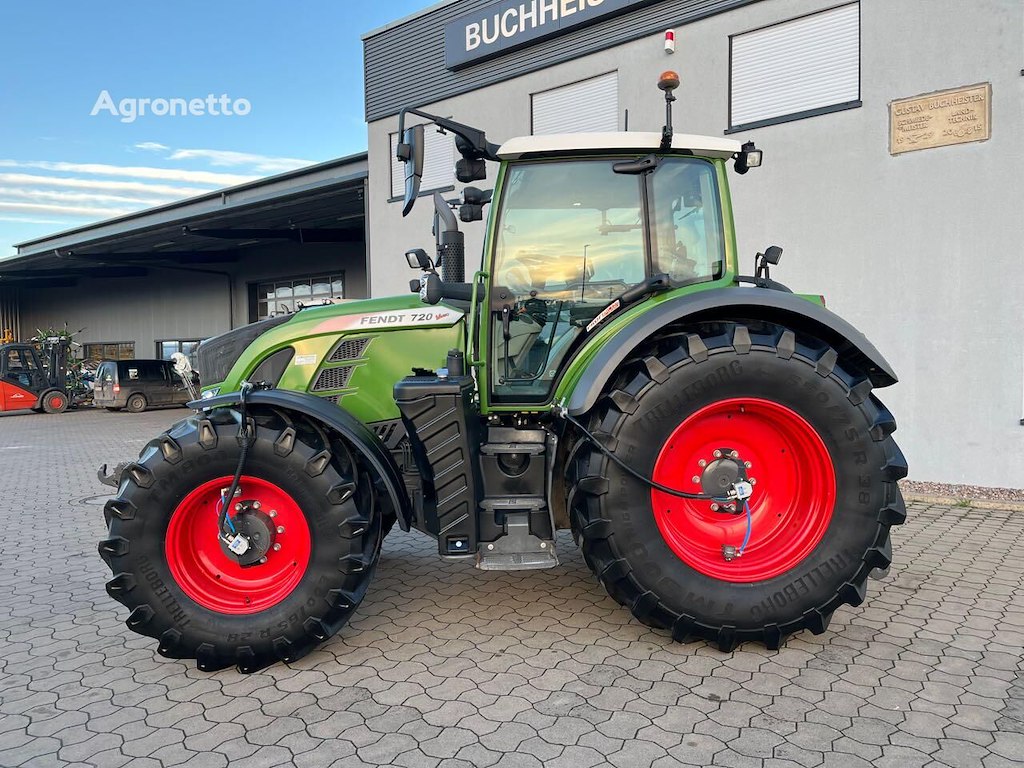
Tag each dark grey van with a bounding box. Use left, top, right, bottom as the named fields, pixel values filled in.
left=94, top=359, right=190, bottom=412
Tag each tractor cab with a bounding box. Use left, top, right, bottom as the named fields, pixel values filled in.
left=0, top=341, right=69, bottom=413
left=395, top=70, right=761, bottom=410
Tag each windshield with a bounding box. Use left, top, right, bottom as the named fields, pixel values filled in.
left=490, top=157, right=725, bottom=403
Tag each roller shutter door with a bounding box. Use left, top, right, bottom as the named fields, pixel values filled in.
left=731, top=3, right=860, bottom=130
left=531, top=72, right=618, bottom=135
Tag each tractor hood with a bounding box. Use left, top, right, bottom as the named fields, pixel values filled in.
left=197, top=294, right=466, bottom=423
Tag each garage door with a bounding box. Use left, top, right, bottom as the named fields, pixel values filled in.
left=531, top=72, right=619, bottom=135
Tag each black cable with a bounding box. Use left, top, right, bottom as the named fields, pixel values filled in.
left=218, top=382, right=254, bottom=537
left=555, top=407, right=729, bottom=501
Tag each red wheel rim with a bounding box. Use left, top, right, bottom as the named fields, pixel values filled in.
left=651, top=398, right=836, bottom=583
left=165, top=475, right=311, bottom=614
left=49, top=396, right=64, bottom=410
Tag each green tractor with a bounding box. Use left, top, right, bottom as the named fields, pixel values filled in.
left=98, top=73, right=906, bottom=672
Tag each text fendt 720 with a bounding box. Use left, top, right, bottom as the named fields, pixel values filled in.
left=98, top=72, right=907, bottom=672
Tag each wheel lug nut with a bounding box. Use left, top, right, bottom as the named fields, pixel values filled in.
left=258, top=557, right=267, bottom=564
left=276, top=526, right=285, bottom=534
left=273, top=543, right=282, bottom=551
left=744, top=461, right=752, bottom=469
left=730, top=450, right=739, bottom=459
left=750, top=478, right=757, bottom=485
left=234, top=503, right=243, bottom=512
left=713, top=450, right=722, bottom=458
left=692, top=476, right=700, bottom=484
left=253, top=501, right=261, bottom=510
left=269, top=510, right=277, bottom=518
left=710, top=503, right=720, bottom=511
left=698, top=459, right=707, bottom=467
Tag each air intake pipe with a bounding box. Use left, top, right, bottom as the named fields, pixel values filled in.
left=433, top=192, right=465, bottom=283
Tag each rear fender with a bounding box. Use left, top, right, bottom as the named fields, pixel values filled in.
left=194, top=389, right=412, bottom=531
left=566, top=286, right=897, bottom=416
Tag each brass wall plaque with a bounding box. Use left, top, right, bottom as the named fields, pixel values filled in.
left=889, top=83, right=991, bottom=155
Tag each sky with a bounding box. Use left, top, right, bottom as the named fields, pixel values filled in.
left=0, top=0, right=435, bottom=259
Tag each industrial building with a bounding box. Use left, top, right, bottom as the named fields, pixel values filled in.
left=1, top=0, right=1021, bottom=487
left=361, top=0, right=1023, bottom=488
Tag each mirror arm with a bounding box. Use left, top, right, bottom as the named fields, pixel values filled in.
left=398, top=107, right=500, bottom=161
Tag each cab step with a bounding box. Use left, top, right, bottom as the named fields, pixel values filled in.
left=476, top=511, right=557, bottom=571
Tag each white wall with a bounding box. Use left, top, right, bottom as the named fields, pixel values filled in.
left=365, top=0, right=1024, bottom=487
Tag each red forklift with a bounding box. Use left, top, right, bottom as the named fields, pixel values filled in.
left=0, top=339, right=70, bottom=414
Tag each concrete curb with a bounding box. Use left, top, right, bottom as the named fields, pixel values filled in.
left=902, top=492, right=1024, bottom=512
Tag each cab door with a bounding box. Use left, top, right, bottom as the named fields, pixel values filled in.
left=0, top=346, right=44, bottom=410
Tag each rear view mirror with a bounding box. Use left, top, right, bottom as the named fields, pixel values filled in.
left=397, top=124, right=424, bottom=216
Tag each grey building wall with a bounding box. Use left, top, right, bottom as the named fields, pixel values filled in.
left=363, top=0, right=760, bottom=121
left=363, top=0, right=1024, bottom=487
left=19, top=242, right=368, bottom=359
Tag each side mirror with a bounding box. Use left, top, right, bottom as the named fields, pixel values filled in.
left=763, top=245, right=783, bottom=265
left=405, top=248, right=434, bottom=271
left=397, top=124, right=424, bottom=216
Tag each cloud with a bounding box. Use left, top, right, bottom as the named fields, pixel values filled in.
left=0, top=160, right=258, bottom=187
left=0, top=142, right=320, bottom=238
left=0, top=173, right=212, bottom=199
left=168, top=148, right=315, bottom=174
left=0, top=201, right=136, bottom=219
left=0, top=187, right=175, bottom=207
left=0, top=216, right=67, bottom=226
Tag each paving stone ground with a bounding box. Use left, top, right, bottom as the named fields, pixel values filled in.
left=1, top=407, right=1023, bottom=768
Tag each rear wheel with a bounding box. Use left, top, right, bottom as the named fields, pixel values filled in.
left=99, top=407, right=382, bottom=672
left=41, top=391, right=68, bottom=414
left=568, top=321, right=907, bottom=650
left=126, top=393, right=147, bottom=413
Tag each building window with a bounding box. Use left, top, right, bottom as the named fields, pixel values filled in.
left=157, top=340, right=201, bottom=361
left=389, top=127, right=456, bottom=200
left=252, top=274, right=344, bottom=321
left=729, top=3, right=860, bottom=132
left=531, top=72, right=618, bottom=135
left=83, top=342, right=135, bottom=362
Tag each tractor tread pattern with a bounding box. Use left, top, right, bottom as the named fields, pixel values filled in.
left=98, top=407, right=382, bottom=673
left=567, top=321, right=906, bottom=651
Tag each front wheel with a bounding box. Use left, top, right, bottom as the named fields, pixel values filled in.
left=41, top=390, right=69, bottom=414
left=568, top=321, right=907, bottom=651
left=98, top=407, right=382, bottom=672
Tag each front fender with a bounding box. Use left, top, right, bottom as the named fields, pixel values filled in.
left=192, top=389, right=412, bottom=531
left=566, top=286, right=897, bottom=416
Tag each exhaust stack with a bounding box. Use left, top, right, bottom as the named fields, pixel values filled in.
left=433, top=192, right=465, bottom=283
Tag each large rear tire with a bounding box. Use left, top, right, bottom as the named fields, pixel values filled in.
left=567, top=321, right=907, bottom=651
left=99, top=406, right=382, bottom=672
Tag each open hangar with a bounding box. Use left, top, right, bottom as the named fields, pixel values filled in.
left=0, top=153, right=369, bottom=363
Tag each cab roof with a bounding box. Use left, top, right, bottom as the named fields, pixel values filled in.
left=497, top=132, right=742, bottom=160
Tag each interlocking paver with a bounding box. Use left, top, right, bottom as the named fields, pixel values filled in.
left=0, top=409, right=1023, bottom=767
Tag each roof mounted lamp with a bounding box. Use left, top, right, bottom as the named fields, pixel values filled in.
left=734, top=140, right=763, bottom=174
left=658, top=70, right=680, bottom=151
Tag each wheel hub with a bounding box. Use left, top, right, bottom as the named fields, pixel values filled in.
left=219, top=502, right=278, bottom=566
left=650, top=398, right=836, bottom=583
left=698, top=448, right=751, bottom=512
left=165, top=475, right=311, bottom=614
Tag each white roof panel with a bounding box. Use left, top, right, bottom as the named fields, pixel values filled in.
left=497, top=132, right=742, bottom=160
